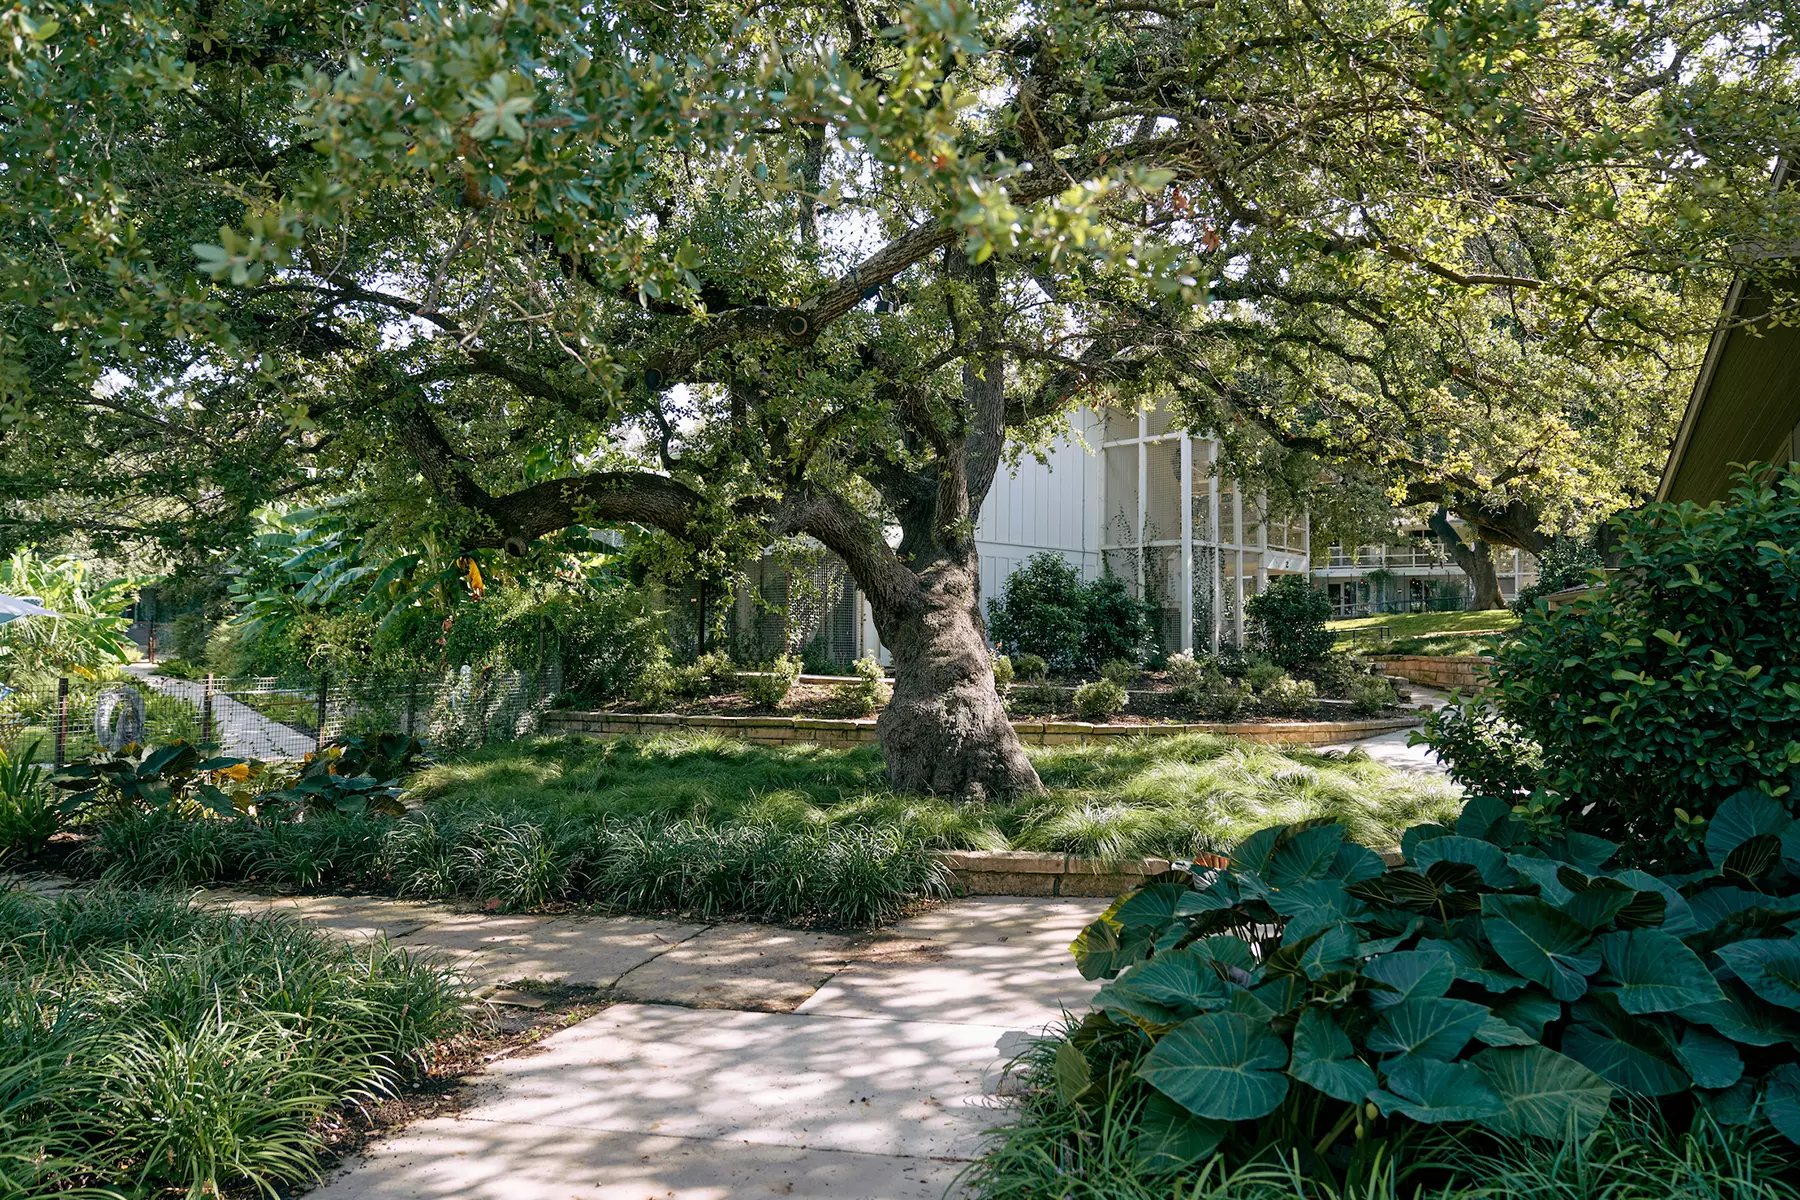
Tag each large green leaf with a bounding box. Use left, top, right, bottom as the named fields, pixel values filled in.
left=1054, top=1040, right=1093, bottom=1106
left=1681, top=980, right=1800, bottom=1047
left=1131, top=1093, right=1228, bottom=1174
left=1331, top=842, right=1387, bottom=885
left=1473, top=1015, right=1539, bottom=1046
left=1491, top=989, right=1563, bottom=1039
left=1289, top=1007, right=1376, bottom=1103
left=1263, top=824, right=1348, bottom=887
left=1673, top=1027, right=1744, bottom=1090
left=1401, top=823, right=1454, bottom=862
left=1764, top=1064, right=1800, bottom=1145
left=1362, top=949, right=1455, bottom=1010
left=1367, top=997, right=1489, bottom=1060
left=1714, top=939, right=1800, bottom=1010
left=1561, top=879, right=1640, bottom=930
left=1473, top=1046, right=1612, bottom=1138
left=1115, top=882, right=1222, bottom=928
left=1456, top=794, right=1520, bottom=844
left=1705, top=790, right=1792, bottom=870
left=1096, top=949, right=1233, bottom=1024
left=1071, top=916, right=1154, bottom=980
left=1417, top=937, right=1529, bottom=994
left=1411, top=836, right=1520, bottom=888
left=1595, top=929, right=1722, bottom=1014
left=1509, top=854, right=1576, bottom=904
left=1481, top=895, right=1601, bottom=1001
left=1136, top=1012, right=1291, bottom=1121
left=1607, top=868, right=1693, bottom=935
left=1563, top=1000, right=1690, bottom=1097
left=1372, top=1058, right=1505, bottom=1124
left=1267, top=880, right=1364, bottom=940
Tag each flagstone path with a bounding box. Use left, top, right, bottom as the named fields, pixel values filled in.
left=187, top=887, right=1109, bottom=1200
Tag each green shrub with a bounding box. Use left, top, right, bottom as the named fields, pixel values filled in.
left=744, top=655, right=800, bottom=708
left=1444, top=465, right=1800, bottom=863
left=0, top=888, right=468, bottom=1199
left=1013, top=653, right=1049, bottom=683
left=1193, top=679, right=1251, bottom=720
left=151, top=657, right=208, bottom=681
left=1074, top=680, right=1128, bottom=722
left=1101, top=659, right=1139, bottom=687
left=692, top=651, right=739, bottom=694
left=842, top=656, right=888, bottom=716
left=1245, top=575, right=1335, bottom=668
left=991, top=653, right=1014, bottom=691
left=1346, top=673, right=1397, bottom=716
left=1314, top=652, right=1371, bottom=694
left=0, top=741, right=55, bottom=860
left=550, top=582, right=667, bottom=703
left=1163, top=651, right=1213, bottom=692
left=1244, top=657, right=1287, bottom=692
left=1511, top=535, right=1604, bottom=616
left=1062, top=796, right=1800, bottom=1188
left=987, top=554, right=1159, bottom=673
left=985, top=553, right=1091, bottom=673
left=1412, top=695, right=1544, bottom=799
left=1257, top=674, right=1317, bottom=716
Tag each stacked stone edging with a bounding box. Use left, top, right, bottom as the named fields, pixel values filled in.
left=540, top=710, right=1422, bottom=748
left=943, top=846, right=1409, bottom=898
left=1367, top=654, right=1494, bottom=691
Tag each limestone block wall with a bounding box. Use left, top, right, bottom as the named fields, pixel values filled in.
left=540, top=710, right=1424, bottom=749
left=1367, top=655, right=1494, bottom=691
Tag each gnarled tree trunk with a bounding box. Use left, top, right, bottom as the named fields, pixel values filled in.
left=871, top=555, right=1041, bottom=800
left=1429, top=507, right=1506, bottom=610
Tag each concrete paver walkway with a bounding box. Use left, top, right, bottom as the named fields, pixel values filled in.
left=193, top=890, right=1108, bottom=1199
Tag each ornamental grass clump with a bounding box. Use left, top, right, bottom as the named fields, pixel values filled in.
left=0, top=887, right=469, bottom=1200
left=1048, top=792, right=1800, bottom=1190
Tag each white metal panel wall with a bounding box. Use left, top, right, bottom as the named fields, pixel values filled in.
left=974, top=408, right=1104, bottom=586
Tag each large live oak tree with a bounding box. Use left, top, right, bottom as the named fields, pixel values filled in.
left=4, top=0, right=1796, bottom=796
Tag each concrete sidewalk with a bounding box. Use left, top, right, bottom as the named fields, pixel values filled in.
left=229, top=892, right=1110, bottom=1200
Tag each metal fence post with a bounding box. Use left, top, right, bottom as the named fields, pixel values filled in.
left=315, top=671, right=329, bottom=754
left=201, top=673, right=215, bottom=750
left=54, top=676, right=68, bottom=766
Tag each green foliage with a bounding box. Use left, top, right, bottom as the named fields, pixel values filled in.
left=90, top=804, right=948, bottom=927
left=1246, top=577, right=1335, bottom=669
left=0, top=888, right=469, bottom=1200
left=1102, top=660, right=1140, bottom=687
left=1413, top=696, right=1546, bottom=800
left=986, top=554, right=1092, bottom=674
left=963, top=1030, right=1800, bottom=1200
left=1014, top=654, right=1050, bottom=684
left=546, top=582, right=666, bottom=704
left=151, top=657, right=208, bottom=681
left=988, top=556, right=1159, bottom=674
left=842, top=655, right=888, bottom=717
left=1064, top=797, right=1800, bottom=1186
left=1075, top=680, right=1129, bottom=722
left=744, top=655, right=800, bottom=708
left=49, top=741, right=253, bottom=822
left=1244, top=659, right=1287, bottom=692
left=411, top=733, right=1460, bottom=864
left=1347, top=675, right=1398, bottom=717
left=992, top=654, right=1014, bottom=691
left=1512, top=537, right=1605, bottom=616
left=1259, top=675, right=1318, bottom=716
left=0, top=741, right=54, bottom=860
left=1164, top=652, right=1216, bottom=696
left=0, top=551, right=138, bottom=681
left=259, top=733, right=425, bottom=820
left=1455, top=467, right=1800, bottom=861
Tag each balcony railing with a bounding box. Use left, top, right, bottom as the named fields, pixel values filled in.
left=1323, top=543, right=1451, bottom=569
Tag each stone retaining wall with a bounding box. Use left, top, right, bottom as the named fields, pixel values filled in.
left=1368, top=654, right=1494, bottom=691
left=541, top=710, right=1423, bottom=748
left=942, top=847, right=1404, bottom=897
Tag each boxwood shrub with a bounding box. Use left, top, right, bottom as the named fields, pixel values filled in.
left=1061, top=793, right=1800, bottom=1184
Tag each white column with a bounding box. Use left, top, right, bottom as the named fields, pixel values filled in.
left=1208, top=443, right=1221, bottom=653
left=1255, top=491, right=1269, bottom=593
left=1233, top=549, right=1245, bottom=648
left=1135, top=413, right=1148, bottom=599
left=1179, top=435, right=1194, bottom=652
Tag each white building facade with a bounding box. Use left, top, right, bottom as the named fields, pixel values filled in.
left=853, top=403, right=1309, bottom=659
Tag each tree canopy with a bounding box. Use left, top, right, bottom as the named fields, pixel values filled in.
left=4, top=0, right=1797, bottom=793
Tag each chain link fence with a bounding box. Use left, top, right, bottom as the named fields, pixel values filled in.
left=1, top=660, right=562, bottom=765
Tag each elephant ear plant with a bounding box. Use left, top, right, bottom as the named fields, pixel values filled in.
left=1062, top=793, right=1800, bottom=1183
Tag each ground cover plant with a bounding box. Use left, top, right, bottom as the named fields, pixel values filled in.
left=71, top=734, right=1460, bottom=926
left=0, top=887, right=469, bottom=1199
left=1021, top=793, right=1800, bottom=1196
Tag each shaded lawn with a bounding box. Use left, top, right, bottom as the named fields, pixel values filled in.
left=1328, top=610, right=1519, bottom=636
left=410, top=732, right=1462, bottom=861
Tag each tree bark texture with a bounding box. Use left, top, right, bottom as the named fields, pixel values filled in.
left=868, top=555, right=1043, bottom=800
left=1429, top=508, right=1506, bottom=610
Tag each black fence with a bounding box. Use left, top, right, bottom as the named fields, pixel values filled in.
left=1, top=662, right=561, bottom=765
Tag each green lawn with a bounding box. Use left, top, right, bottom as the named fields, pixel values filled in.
left=410, top=732, right=1462, bottom=861
left=1327, top=609, right=1519, bottom=635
